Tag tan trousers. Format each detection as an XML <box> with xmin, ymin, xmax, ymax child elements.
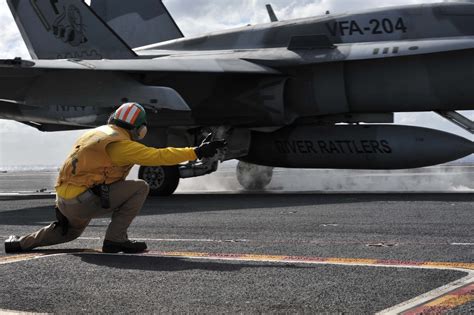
<box><xmin>19</xmin><ymin>180</ymin><xmax>149</xmax><ymax>250</ymax></box>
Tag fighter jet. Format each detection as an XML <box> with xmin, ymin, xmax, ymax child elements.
<box><xmin>1</xmin><ymin>0</ymin><xmax>474</xmax><ymax>195</ymax></box>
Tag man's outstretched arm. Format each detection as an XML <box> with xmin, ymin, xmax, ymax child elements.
<box><xmin>107</xmin><ymin>141</ymin><xmax>197</xmax><ymax>167</ymax></box>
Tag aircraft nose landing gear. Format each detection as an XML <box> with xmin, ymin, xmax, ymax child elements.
<box><xmin>138</xmin><ymin>142</ymin><xmax>226</xmax><ymax>196</ymax></box>
<box><xmin>138</xmin><ymin>165</ymin><xmax>180</xmax><ymax>196</ymax></box>
<box><xmin>236</xmin><ymin>161</ymin><xmax>273</xmax><ymax>190</ymax></box>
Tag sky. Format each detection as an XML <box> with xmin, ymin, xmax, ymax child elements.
<box><xmin>0</xmin><ymin>0</ymin><xmax>472</xmax><ymax>167</ymax></box>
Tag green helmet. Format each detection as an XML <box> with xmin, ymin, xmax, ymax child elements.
<box><xmin>110</xmin><ymin>103</ymin><xmax>147</xmax><ymax>130</ymax></box>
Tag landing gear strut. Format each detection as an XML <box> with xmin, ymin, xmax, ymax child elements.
<box><xmin>138</xmin><ymin>165</ymin><xmax>180</xmax><ymax>196</ymax></box>
<box><xmin>236</xmin><ymin>161</ymin><xmax>273</xmax><ymax>190</ymax></box>
<box><xmin>138</xmin><ymin>145</ymin><xmax>226</xmax><ymax>196</ymax></box>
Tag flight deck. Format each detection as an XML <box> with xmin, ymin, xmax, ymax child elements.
<box><xmin>0</xmin><ymin>168</ymin><xmax>473</xmax><ymax>313</ymax></box>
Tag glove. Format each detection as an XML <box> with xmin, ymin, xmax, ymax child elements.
<box><xmin>195</xmin><ymin>140</ymin><xmax>227</xmax><ymax>159</ymax></box>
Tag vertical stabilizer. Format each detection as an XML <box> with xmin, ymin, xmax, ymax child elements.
<box><xmin>7</xmin><ymin>0</ymin><xmax>136</xmax><ymax>60</ymax></box>
<box><xmin>90</xmin><ymin>0</ymin><xmax>184</xmax><ymax>48</ymax></box>
<box><xmin>266</xmin><ymin>4</ymin><xmax>278</xmax><ymax>22</ymax></box>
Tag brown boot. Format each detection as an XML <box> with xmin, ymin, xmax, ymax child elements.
<box><xmin>102</xmin><ymin>240</ymin><xmax>147</xmax><ymax>253</ymax></box>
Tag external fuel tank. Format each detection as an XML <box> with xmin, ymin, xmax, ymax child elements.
<box><xmin>244</xmin><ymin>125</ymin><xmax>474</xmax><ymax>169</ymax></box>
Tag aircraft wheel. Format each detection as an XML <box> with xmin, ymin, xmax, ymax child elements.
<box><xmin>236</xmin><ymin>161</ymin><xmax>273</xmax><ymax>190</ymax></box>
<box><xmin>138</xmin><ymin>165</ymin><xmax>180</xmax><ymax>196</ymax></box>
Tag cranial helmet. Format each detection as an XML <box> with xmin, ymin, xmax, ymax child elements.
<box><xmin>109</xmin><ymin>103</ymin><xmax>148</xmax><ymax>140</ymax></box>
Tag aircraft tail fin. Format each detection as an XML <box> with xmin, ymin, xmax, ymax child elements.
<box><xmin>266</xmin><ymin>4</ymin><xmax>279</xmax><ymax>22</ymax></box>
<box><xmin>7</xmin><ymin>0</ymin><xmax>137</xmax><ymax>60</ymax></box>
<box><xmin>90</xmin><ymin>0</ymin><xmax>184</xmax><ymax>48</ymax></box>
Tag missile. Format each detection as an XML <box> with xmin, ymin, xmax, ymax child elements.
<box><xmin>243</xmin><ymin>125</ymin><xmax>474</xmax><ymax>169</ymax></box>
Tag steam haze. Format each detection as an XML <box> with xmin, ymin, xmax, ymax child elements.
<box><xmin>175</xmin><ymin>163</ymin><xmax>474</xmax><ymax>193</ymax></box>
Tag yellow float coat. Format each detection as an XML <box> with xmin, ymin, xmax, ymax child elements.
<box><xmin>56</xmin><ymin>125</ymin><xmax>197</xmax><ymax>199</ymax></box>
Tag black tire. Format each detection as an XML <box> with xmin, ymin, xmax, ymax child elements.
<box><xmin>236</xmin><ymin>161</ymin><xmax>273</xmax><ymax>190</ymax></box>
<box><xmin>138</xmin><ymin>165</ymin><xmax>180</xmax><ymax>196</ymax></box>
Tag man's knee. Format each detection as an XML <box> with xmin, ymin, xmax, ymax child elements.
<box><xmin>136</xmin><ymin>180</ymin><xmax>150</xmax><ymax>196</ymax></box>
<box><xmin>121</xmin><ymin>180</ymin><xmax>149</xmax><ymax>195</ymax></box>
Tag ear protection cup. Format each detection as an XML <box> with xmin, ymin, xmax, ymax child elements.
<box><xmin>131</xmin><ymin>125</ymin><xmax>148</xmax><ymax>141</ymax></box>
<box><xmin>137</xmin><ymin>125</ymin><xmax>148</xmax><ymax>140</ymax></box>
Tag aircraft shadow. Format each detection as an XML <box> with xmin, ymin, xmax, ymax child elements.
<box><xmin>73</xmin><ymin>253</ymin><xmax>309</xmax><ymax>272</ymax></box>
<box><xmin>140</xmin><ymin>193</ymin><xmax>474</xmax><ymax>215</ymax></box>
<box><xmin>0</xmin><ymin>193</ymin><xmax>472</xmax><ymax>226</ymax></box>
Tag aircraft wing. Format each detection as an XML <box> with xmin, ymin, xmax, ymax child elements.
<box><xmin>339</xmin><ymin>36</ymin><xmax>474</xmax><ymax>62</ymax></box>
<box><xmin>145</xmin><ymin>36</ymin><xmax>474</xmax><ymax>67</ymax></box>
<box><xmin>0</xmin><ymin>58</ymin><xmax>280</xmax><ymax>74</ymax></box>
<box><xmin>0</xmin><ymin>57</ymin><xmax>280</xmax><ymax>123</ymax></box>
<box><xmin>288</xmin><ymin>36</ymin><xmax>474</xmax><ymax>65</ymax></box>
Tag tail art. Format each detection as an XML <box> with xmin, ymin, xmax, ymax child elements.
<box><xmin>7</xmin><ymin>0</ymin><xmax>136</xmax><ymax>59</ymax></box>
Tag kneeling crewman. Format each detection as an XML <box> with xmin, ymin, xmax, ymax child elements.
<box><xmin>4</xmin><ymin>103</ymin><xmax>225</xmax><ymax>254</ymax></box>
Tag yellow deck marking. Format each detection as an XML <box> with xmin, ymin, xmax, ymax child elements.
<box><xmin>242</xmin><ymin>254</ymin><xmax>286</xmax><ymax>261</ymax></box>
<box><xmin>1</xmin><ymin>250</ymin><xmax>473</xmax><ymax>314</ymax></box>
<box><xmin>156</xmin><ymin>252</ymin><xmax>474</xmax><ymax>271</ymax></box>
<box><xmin>326</xmin><ymin>258</ymin><xmax>379</xmax><ymax>265</ymax></box>
<box><xmin>0</xmin><ymin>253</ymin><xmax>47</xmax><ymax>265</ymax></box>
<box><xmin>0</xmin><ymin>249</ymin><xmax>99</xmax><ymax>265</ymax></box>
<box><xmin>2</xmin><ymin>250</ymin><xmax>473</xmax><ymax>272</ymax></box>
<box><xmin>423</xmin><ymin>261</ymin><xmax>474</xmax><ymax>270</ymax></box>
<box><xmin>425</xmin><ymin>294</ymin><xmax>473</xmax><ymax>308</ymax></box>
<box><xmin>399</xmin><ymin>284</ymin><xmax>474</xmax><ymax>315</ymax></box>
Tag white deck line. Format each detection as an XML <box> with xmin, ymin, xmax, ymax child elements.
<box><xmin>0</xmin><ymin>309</ymin><xmax>42</xmax><ymax>315</ymax></box>
<box><xmin>376</xmin><ymin>273</ymin><xmax>474</xmax><ymax>314</ymax></box>
<box><xmin>0</xmin><ymin>251</ymin><xmax>472</xmax><ymax>314</ymax></box>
